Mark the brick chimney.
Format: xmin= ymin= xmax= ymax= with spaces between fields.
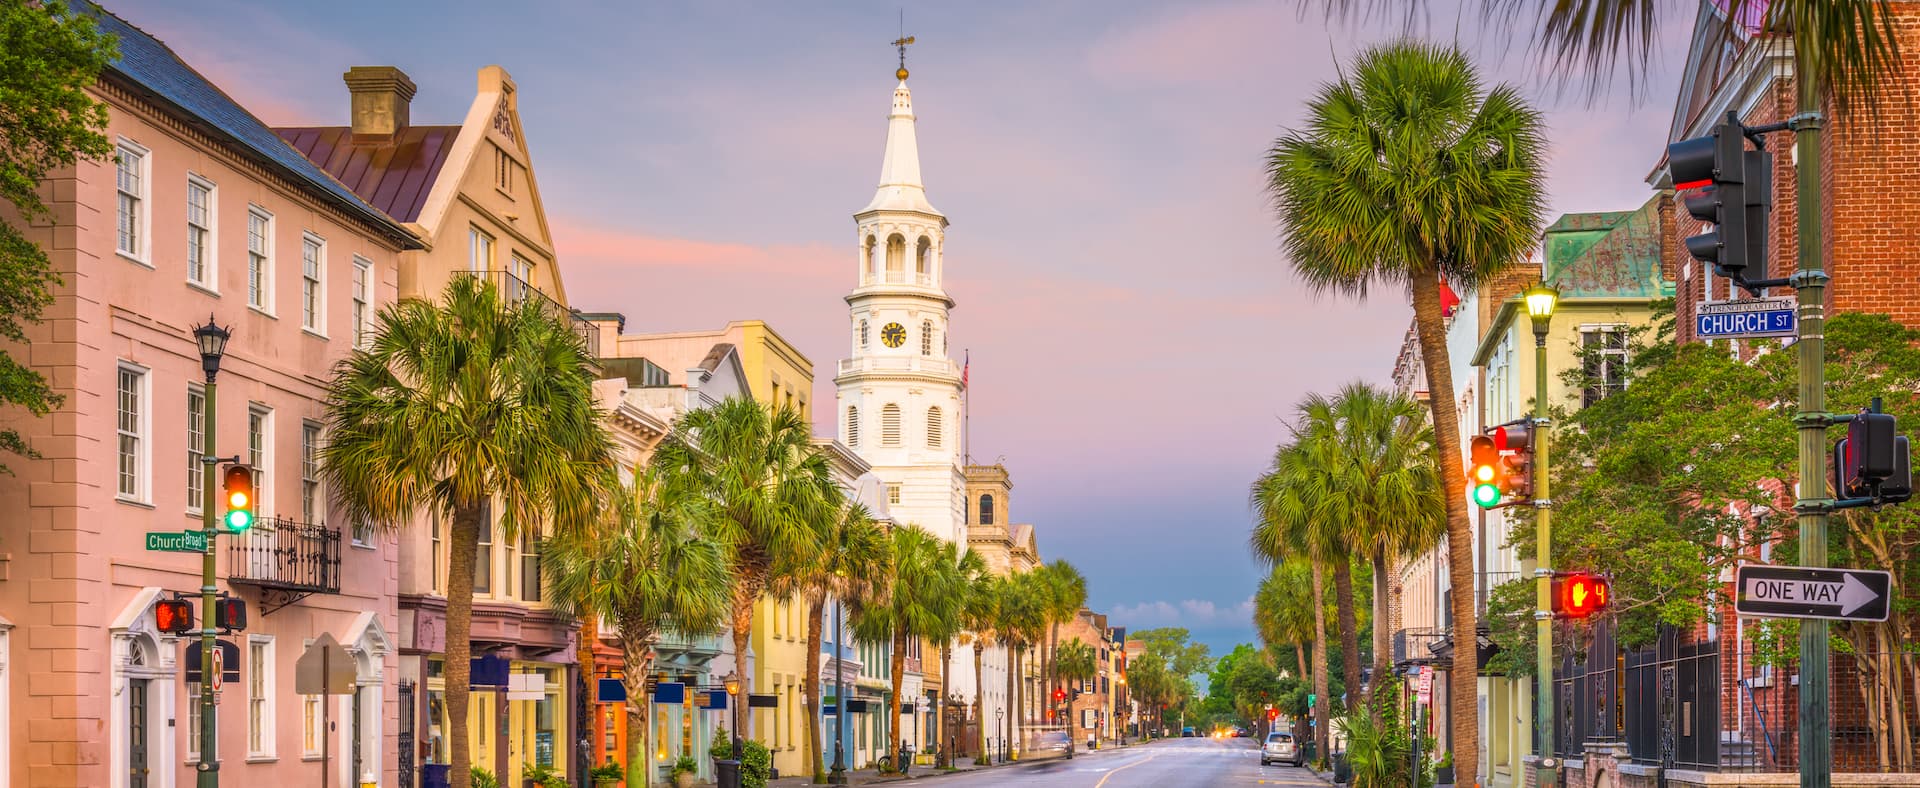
xmin=343 ymin=66 xmax=415 ymax=138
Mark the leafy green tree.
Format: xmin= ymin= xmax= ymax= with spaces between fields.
xmin=929 ymin=542 xmax=985 ymax=768
xmin=0 ymin=1 xmax=115 ymax=473
xmin=1130 ymin=627 xmax=1212 ymax=679
xmin=766 ymin=500 xmax=887 ymax=782
xmin=853 ymin=525 xmax=960 ymax=772
xmin=1266 ymin=41 xmax=1547 ymax=774
xmin=543 ymin=465 xmax=731 ymax=788
xmin=1037 ymin=560 xmax=1088 ymax=721
xmin=655 ymin=397 xmax=837 ymax=747
xmin=1252 ymin=438 xmax=1339 ymax=759
xmin=321 ymin=276 xmax=614 ymax=788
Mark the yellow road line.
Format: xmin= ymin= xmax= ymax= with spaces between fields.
xmin=1093 ymin=752 xmax=1159 ymax=788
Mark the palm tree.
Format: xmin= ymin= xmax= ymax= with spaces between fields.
xmin=1255 ymin=558 xmax=1321 ymax=693
xmin=1053 ymin=637 xmax=1097 ymax=743
xmin=931 ymin=545 xmax=986 ymax=768
xmin=1251 ymin=438 xmax=1340 ymax=764
xmin=1266 ymin=41 xmax=1548 ymax=772
xmin=1038 ymin=560 xmax=1087 ymax=727
xmin=652 ymin=398 xmax=838 ymax=748
xmin=766 ymin=499 xmax=888 ymax=783
xmin=998 ymin=570 xmax=1048 ymax=757
xmin=543 ymin=465 xmax=732 ymax=787
xmin=852 ymin=525 xmax=956 ymax=773
xmin=319 ymin=275 xmax=614 ymax=788
xmin=960 ymin=570 xmax=1005 ymax=763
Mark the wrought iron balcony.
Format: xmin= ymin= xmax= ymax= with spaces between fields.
xmin=453 ymin=269 xmax=600 ymax=358
xmin=227 ymin=518 xmax=341 ymax=613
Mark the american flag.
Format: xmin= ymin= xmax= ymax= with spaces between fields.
xmin=962 ymin=350 xmax=969 ymax=389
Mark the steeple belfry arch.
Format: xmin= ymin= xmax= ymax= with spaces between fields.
xmin=835 ymin=51 xmax=966 ymax=547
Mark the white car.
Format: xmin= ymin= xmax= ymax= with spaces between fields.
xmin=1261 ymin=731 xmax=1303 ymax=767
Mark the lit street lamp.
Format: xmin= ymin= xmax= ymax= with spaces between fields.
xmin=1523 ymin=282 xmax=1559 ymax=782
xmin=192 ymin=315 xmax=230 ymax=788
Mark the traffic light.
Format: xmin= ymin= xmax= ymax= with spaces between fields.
xmin=1835 ymin=407 xmax=1914 ymax=505
xmin=214 ymin=596 xmax=247 ymax=633
xmin=1668 ymin=111 xmax=1771 ymax=284
xmin=1267 ymin=707 xmax=1280 ymax=722
xmin=154 ymin=598 xmax=195 ymax=634
xmin=1552 ymin=573 xmax=1610 ymax=619
xmin=1468 ymin=435 xmax=1502 ymax=508
xmin=223 ymin=465 xmax=254 ymax=532
xmin=1054 ymin=688 xmax=1066 ymax=703
xmin=1493 ymin=423 xmax=1533 ymax=501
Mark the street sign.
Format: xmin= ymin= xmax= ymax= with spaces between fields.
xmin=1735 ymin=564 xmax=1892 ymax=622
xmin=146 ymin=530 xmax=208 ymax=552
xmin=1416 ymin=666 xmax=1433 ymax=705
xmin=1696 ymin=296 xmax=1797 ymax=339
xmin=294 ymin=632 xmax=356 ymax=695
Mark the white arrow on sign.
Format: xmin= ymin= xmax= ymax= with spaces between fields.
xmin=1742 ymin=572 xmax=1880 ymax=615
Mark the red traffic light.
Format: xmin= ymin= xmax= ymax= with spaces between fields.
xmin=1556 ymin=573 xmax=1610 ymax=619
xmin=1266 ymin=707 xmax=1280 ymax=721
xmin=155 ymin=599 xmax=195 ymax=634
xmin=1054 ymin=688 xmax=1066 ymax=703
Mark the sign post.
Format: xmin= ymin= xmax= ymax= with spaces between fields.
xmin=1695 ymin=296 xmax=1798 ymax=340
xmin=1735 ymin=564 xmax=1893 ymax=622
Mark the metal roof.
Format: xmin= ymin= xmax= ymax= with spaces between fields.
xmin=276 ymin=125 xmax=461 ymax=223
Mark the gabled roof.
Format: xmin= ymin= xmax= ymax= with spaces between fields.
xmin=274 ymin=125 xmax=461 ymax=222
xmin=89 ymin=6 xmax=419 ymax=248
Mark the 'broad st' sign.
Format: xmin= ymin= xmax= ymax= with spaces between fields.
xmin=1696 ymin=296 xmax=1797 ymax=340
xmin=1734 ymin=564 xmax=1892 ymax=622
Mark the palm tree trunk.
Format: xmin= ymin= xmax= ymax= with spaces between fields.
xmin=730 ymin=579 xmax=758 ymax=750
xmin=1046 ymin=625 xmax=1058 ymax=726
xmin=1333 ymin=558 xmax=1363 ymax=711
xmin=620 ymin=620 xmax=654 ymax=787
xmin=1005 ymin=647 xmax=1018 ymax=758
xmin=937 ymin=643 xmax=952 ymax=768
xmin=1373 ymin=549 xmax=1393 ymax=710
xmin=1311 ymin=557 xmax=1330 ymax=767
xmin=1410 ymin=264 xmax=1479 ymax=783
xmin=446 ymin=502 xmax=481 ymax=788
xmin=973 ymin=642 xmax=987 ymax=764
xmin=890 ymin=627 xmax=907 ymax=773
xmin=805 ymin=598 xmax=826 ymax=783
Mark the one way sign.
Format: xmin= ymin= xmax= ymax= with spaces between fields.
xmin=1735 ymin=564 xmax=1893 ymax=622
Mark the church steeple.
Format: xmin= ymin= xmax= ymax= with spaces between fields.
xmin=864 ymin=49 xmax=940 ymax=216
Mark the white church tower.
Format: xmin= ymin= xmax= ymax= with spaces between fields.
xmin=836 ymin=57 xmax=966 ymax=546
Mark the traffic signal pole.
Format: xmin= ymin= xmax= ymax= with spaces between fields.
xmin=1790 ymin=89 xmax=1832 ymax=788
xmin=198 ymin=378 xmax=219 ymax=788
xmin=1532 ymin=323 xmax=1555 ymax=784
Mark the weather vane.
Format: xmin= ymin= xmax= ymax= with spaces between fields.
xmin=892 ymin=10 xmax=914 ymax=81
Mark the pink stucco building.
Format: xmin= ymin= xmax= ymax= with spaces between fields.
xmin=0 ymin=8 xmax=422 ymax=787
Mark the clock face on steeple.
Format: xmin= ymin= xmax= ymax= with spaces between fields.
xmin=881 ymin=322 xmax=907 ymax=348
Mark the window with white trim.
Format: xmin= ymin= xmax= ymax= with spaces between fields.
xmin=247 ymin=208 xmax=273 ymax=311
xmin=248 ymin=636 xmax=275 ymax=757
xmin=1581 ymin=325 xmax=1631 ymax=408
xmin=301 ymin=234 xmax=325 ymax=332
xmin=301 ymin=422 xmax=321 ymax=525
xmin=351 ymin=257 xmax=374 ymax=349
xmin=116 ymin=364 xmax=147 ymax=501
xmin=248 ymin=404 xmax=272 ymax=520
xmin=475 ymin=503 xmax=493 ymax=594
xmin=187 ymin=176 xmax=215 ymax=286
xmin=115 ymin=142 xmax=147 ymax=259
xmin=431 ymin=510 xmax=444 ymax=594
xmin=187 ymin=688 xmax=203 ymax=761
xmin=926 ymin=406 xmax=943 ymax=450
xmin=921 ymin=320 xmax=933 ymax=356
xmin=858 ymin=320 xmax=869 ymax=349
xmin=187 ymin=385 xmax=206 ymax=514
xmin=888 ymin=484 xmax=901 ymax=505
xmin=302 ymin=691 xmax=322 ymax=756
xmin=846 ymin=406 xmax=860 ymax=447
xmin=881 ymin=404 xmax=901 ymax=447
xmin=470 ymin=227 xmax=494 ymax=272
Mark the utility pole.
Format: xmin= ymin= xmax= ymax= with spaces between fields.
xmin=1526 ymin=284 xmax=1557 ymax=785
xmin=1790 ymin=82 xmax=1832 ymax=788
xmin=191 ymin=317 xmax=232 ymax=788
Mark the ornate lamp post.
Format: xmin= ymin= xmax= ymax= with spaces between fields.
xmin=828 ymin=601 xmax=848 ymax=784
xmin=192 ymin=316 xmax=230 ymax=788
xmin=1523 ymin=282 xmax=1559 ymax=781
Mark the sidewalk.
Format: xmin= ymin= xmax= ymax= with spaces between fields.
xmin=762 ymin=740 xmax=1144 ymax=786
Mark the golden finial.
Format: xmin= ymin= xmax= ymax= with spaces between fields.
xmin=893 ymin=11 xmax=914 ymax=81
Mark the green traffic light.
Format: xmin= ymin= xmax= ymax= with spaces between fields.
xmin=1472 ymin=482 xmax=1501 ymax=508
xmin=225 ymin=508 xmax=252 ymax=532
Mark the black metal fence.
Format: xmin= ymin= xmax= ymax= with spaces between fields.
xmin=227 ymin=518 xmax=341 ymax=593
xmin=454 ymin=269 xmax=599 ymax=357
xmin=1552 ymin=623 xmax=1920 ymax=773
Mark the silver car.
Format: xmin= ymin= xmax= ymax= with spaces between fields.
xmin=1261 ymin=731 xmax=1303 ymax=767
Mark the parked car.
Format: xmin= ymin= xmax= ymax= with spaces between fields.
xmin=1261 ymin=731 xmax=1303 ymax=767
xmin=1031 ymin=730 xmax=1071 ymax=755
xmin=1181 ymin=727 xmax=1197 ymax=738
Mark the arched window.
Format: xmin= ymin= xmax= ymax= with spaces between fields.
xmin=881 ymin=404 xmax=901 ymax=447
xmin=885 ymin=234 xmax=906 ymax=282
xmin=865 ymin=235 xmax=879 ymax=282
xmin=916 ymin=236 xmax=932 ymax=282
xmin=978 ymin=494 xmax=995 ymax=525
xmin=846 ymin=406 xmax=860 ymax=447
xmin=921 ymin=320 xmax=934 ymax=356
xmin=927 ymin=406 xmax=943 ymax=449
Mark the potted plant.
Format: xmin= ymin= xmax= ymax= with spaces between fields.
xmin=1434 ymin=751 xmax=1455 ymax=785
xmin=672 ymin=754 xmax=699 ymax=788
xmin=589 ymin=759 xmax=624 ymax=788
xmin=470 ymin=767 xmax=500 ymax=788
xmin=520 ymin=763 xmax=568 ymax=788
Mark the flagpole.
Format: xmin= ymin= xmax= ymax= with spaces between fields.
xmin=963 ymin=349 xmax=970 ymax=465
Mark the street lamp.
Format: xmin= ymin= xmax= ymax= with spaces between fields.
xmin=996 ymin=707 xmax=1006 ymax=763
xmin=1522 ymin=281 xmax=1558 ymax=785
xmin=192 ymin=315 xmax=230 ymax=788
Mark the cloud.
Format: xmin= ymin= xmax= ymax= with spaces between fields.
xmin=1112 ymin=597 xmax=1257 ymax=629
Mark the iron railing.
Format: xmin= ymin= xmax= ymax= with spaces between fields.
xmin=227 ymin=517 xmax=341 ymax=597
xmin=454 ymin=269 xmax=599 ymax=357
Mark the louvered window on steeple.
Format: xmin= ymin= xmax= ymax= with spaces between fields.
xmin=927 ymin=407 xmax=943 ymax=449
xmin=916 ymin=236 xmax=932 ymax=284
xmin=921 ymin=321 xmax=933 ymax=355
xmin=881 ymin=404 xmax=901 ymax=447
xmin=886 ymin=234 xmax=906 ymax=283
xmin=847 ymin=406 xmax=860 ymax=447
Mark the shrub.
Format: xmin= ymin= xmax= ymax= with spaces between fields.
xmin=589 ymin=759 xmax=625 ymax=782
xmin=673 ymin=754 xmax=699 ymax=777
xmin=740 ymin=739 xmax=773 ymax=788
xmin=709 ymin=726 xmax=734 ymax=761
xmin=470 ymin=767 xmax=499 ymax=788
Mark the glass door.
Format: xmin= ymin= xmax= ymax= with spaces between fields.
xmin=128 ymin=679 xmax=149 ymax=788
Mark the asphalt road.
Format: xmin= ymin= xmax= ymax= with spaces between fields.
xmin=926 ymin=737 xmax=1320 ymax=787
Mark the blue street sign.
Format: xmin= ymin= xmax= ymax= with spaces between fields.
xmin=1696 ymin=296 xmax=1797 ymax=339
